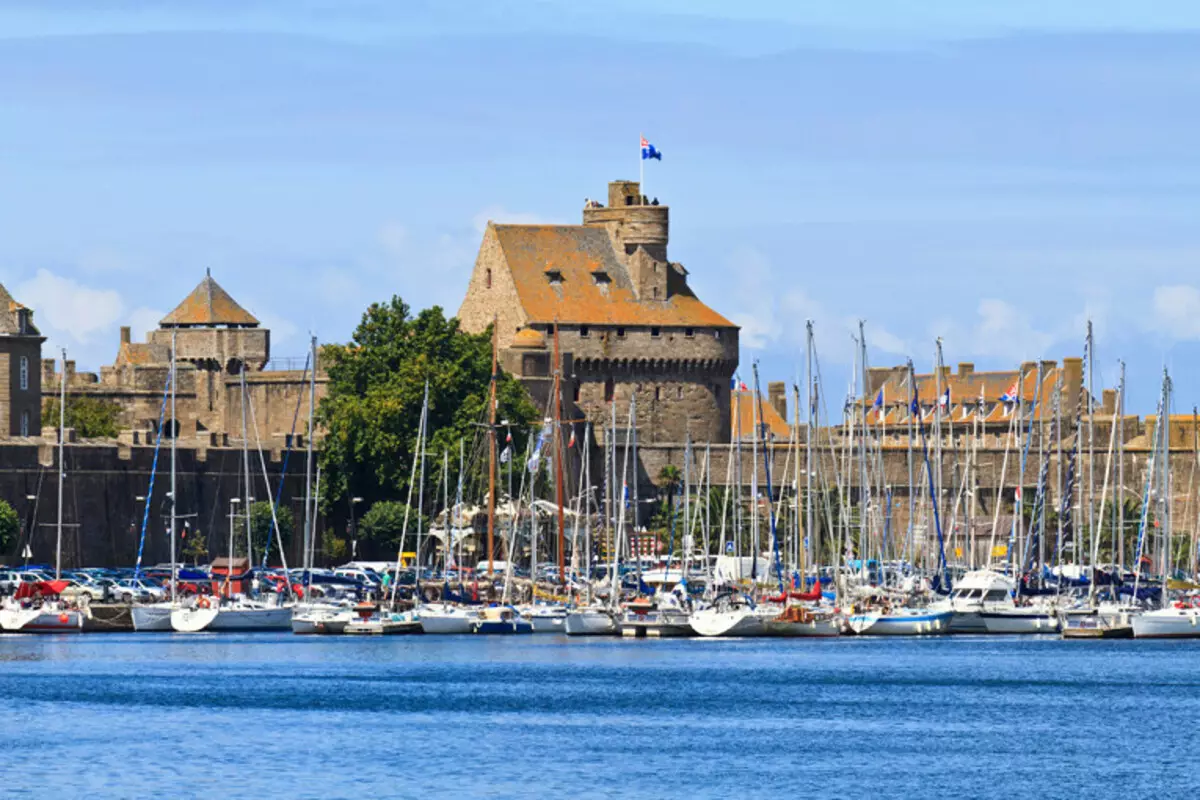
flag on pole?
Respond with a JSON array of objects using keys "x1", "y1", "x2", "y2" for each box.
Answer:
[
  {"x1": 640, "y1": 136, "x2": 662, "y2": 160},
  {"x1": 1000, "y1": 379, "x2": 1019, "y2": 403},
  {"x1": 568, "y1": 427, "x2": 576, "y2": 448},
  {"x1": 499, "y1": 446, "x2": 511, "y2": 464},
  {"x1": 939, "y1": 388, "x2": 951, "y2": 409},
  {"x1": 873, "y1": 388, "x2": 885, "y2": 422}
]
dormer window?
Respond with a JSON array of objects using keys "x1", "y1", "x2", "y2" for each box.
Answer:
[
  {"x1": 616, "y1": 327, "x2": 626, "y2": 338},
  {"x1": 685, "y1": 328, "x2": 695, "y2": 338},
  {"x1": 591, "y1": 269, "x2": 610, "y2": 285},
  {"x1": 545, "y1": 269, "x2": 563, "y2": 285},
  {"x1": 580, "y1": 325, "x2": 590, "y2": 338}
]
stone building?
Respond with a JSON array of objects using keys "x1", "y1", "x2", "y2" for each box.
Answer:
[
  {"x1": 43, "y1": 271, "x2": 325, "y2": 446},
  {"x1": 0, "y1": 283, "x2": 45, "y2": 437},
  {"x1": 457, "y1": 180, "x2": 739, "y2": 444}
]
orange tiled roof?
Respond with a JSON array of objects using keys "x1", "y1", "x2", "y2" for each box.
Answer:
[
  {"x1": 161, "y1": 272, "x2": 258, "y2": 327},
  {"x1": 731, "y1": 390, "x2": 792, "y2": 441},
  {"x1": 117, "y1": 341, "x2": 170, "y2": 367},
  {"x1": 493, "y1": 225, "x2": 734, "y2": 328}
]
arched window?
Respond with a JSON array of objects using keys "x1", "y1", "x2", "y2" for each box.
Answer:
[
  {"x1": 19, "y1": 356, "x2": 28, "y2": 391},
  {"x1": 604, "y1": 377, "x2": 614, "y2": 403}
]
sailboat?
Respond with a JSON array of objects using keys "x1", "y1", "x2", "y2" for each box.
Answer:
[
  {"x1": 0, "y1": 349, "x2": 84, "y2": 633},
  {"x1": 172, "y1": 359, "x2": 292, "y2": 633}
]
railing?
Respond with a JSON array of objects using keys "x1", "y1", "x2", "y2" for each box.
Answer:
[{"x1": 261, "y1": 357, "x2": 309, "y2": 373}]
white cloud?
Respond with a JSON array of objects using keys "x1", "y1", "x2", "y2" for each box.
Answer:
[
  {"x1": 16, "y1": 268, "x2": 124, "y2": 344},
  {"x1": 127, "y1": 307, "x2": 166, "y2": 343},
  {"x1": 1151, "y1": 284, "x2": 1200, "y2": 341},
  {"x1": 935, "y1": 297, "x2": 1055, "y2": 363}
]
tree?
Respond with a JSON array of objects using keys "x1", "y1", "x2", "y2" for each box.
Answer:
[
  {"x1": 0, "y1": 500, "x2": 17, "y2": 554},
  {"x1": 236, "y1": 501, "x2": 294, "y2": 561},
  {"x1": 318, "y1": 298, "x2": 539, "y2": 511},
  {"x1": 181, "y1": 529, "x2": 209, "y2": 565},
  {"x1": 41, "y1": 396, "x2": 121, "y2": 439},
  {"x1": 358, "y1": 501, "x2": 426, "y2": 548}
]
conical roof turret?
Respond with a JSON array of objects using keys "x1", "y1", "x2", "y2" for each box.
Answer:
[{"x1": 160, "y1": 269, "x2": 259, "y2": 328}]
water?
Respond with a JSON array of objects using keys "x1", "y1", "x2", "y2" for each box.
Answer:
[{"x1": 0, "y1": 634, "x2": 1195, "y2": 798}]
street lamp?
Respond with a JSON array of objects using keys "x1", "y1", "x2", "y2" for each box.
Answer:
[{"x1": 350, "y1": 497, "x2": 364, "y2": 560}]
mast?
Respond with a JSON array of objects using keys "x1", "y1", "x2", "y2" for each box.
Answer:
[
  {"x1": 1117, "y1": 360, "x2": 1126, "y2": 574},
  {"x1": 170, "y1": 328, "x2": 178, "y2": 600},
  {"x1": 1161, "y1": 370, "x2": 1172, "y2": 605},
  {"x1": 1085, "y1": 321, "x2": 1095, "y2": 579},
  {"x1": 553, "y1": 321, "x2": 566, "y2": 585},
  {"x1": 488, "y1": 318, "x2": 497, "y2": 578},
  {"x1": 303, "y1": 335, "x2": 316, "y2": 580},
  {"x1": 240, "y1": 364, "x2": 252, "y2": 568},
  {"x1": 56, "y1": 347, "x2": 66, "y2": 580},
  {"x1": 416, "y1": 380, "x2": 429, "y2": 595},
  {"x1": 805, "y1": 322, "x2": 814, "y2": 584}
]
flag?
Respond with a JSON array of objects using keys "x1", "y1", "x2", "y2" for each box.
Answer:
[
  {"x1": 1000, "y1": 379, "x2": 1019, "y2": 403},
  {"x1": 873, "y1": 389, "x2": 884, "y2": 409},
  {"x1": 505, "y1": 430, "x2": 513, "y2": 444},
  {"x1": 910, "y1": 395, "x2": 919, "y2": 415},
  {"x1": 526, "y1": 421, "x2": 551, "y2": 473},
  {"x1": 499, "y1": 446, "x2": 511, "y2": 464},
  {"x1": 568, "y1": 428, "x2": 576, "y2": 448},
  {"x1": 640, "y1": 136, "x2": 662, "y2": 160},
  {"x1": 938, "y1": 388, "x2": 951, "y2": 409}
]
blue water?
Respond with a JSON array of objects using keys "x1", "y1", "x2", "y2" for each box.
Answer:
[{"x1": 0, "y1": 634, "x2": 1196, "y2": 798}]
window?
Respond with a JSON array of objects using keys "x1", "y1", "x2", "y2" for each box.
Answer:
[
  {"x1": 20, "y1": 411, "x2": 28, "y2": 437},
  {"x1": 652, "y1": 287, "x2": 658, "y2": 299},
  {"x1": 677, "y1": 386, "x2": 684, "y2": 400},
  {"x1": 485, "y1": 268, "x2": 492, "y2": 289},
  {"x1": 685, "y1": 328, "x2": 695, "y2": 338},
  {"x1": 572, "y1": 383, "x2": 580, "y2": 403},
  {"x1": 654, "y1": 387, "x2": 661, "y2": 401},
  {"x1": 616, "y1": 327, "x2": 626, "y2": 338},
  {"x1": 545, "y1": 269, "x2": 563, "y2": 285},
  {"x1": 714, "y1": 330, "x2": 722, "y2": 340},
  {"x1": 604, "y1": 378, "x2": 614, "y2": 402},
  {"x1": 650, "y1": 327, "x2": 661, "y2": 338},
  {"x1": 580, "y1": 325, "x2": 590, "y2": 338},
  {"x1": 19, "y1": 356, "x2": 28, "y2": 391}
]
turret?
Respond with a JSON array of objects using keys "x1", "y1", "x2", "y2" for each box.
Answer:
[{"x1": 583, "y1": 180, "x2": 670, "y2": 301}]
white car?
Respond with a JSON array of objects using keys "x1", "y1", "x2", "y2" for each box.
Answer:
[{"x1": 111, "y1": 579, "x2": 167, "y2": 603}]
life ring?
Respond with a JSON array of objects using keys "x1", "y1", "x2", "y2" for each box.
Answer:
[{"x1": 197, "y1": 596, "x2": 211, "y2": 609}]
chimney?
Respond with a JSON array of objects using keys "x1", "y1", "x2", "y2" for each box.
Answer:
[
  {"x1": 1101, "y1": 388, "x2": 1116, "y2": 415},
  {"x1": 120, "y1": 326, "x2": 131, "y2": 345},
  {"x1": 768, "y1": 381, "x2": 787, "y2": 421},
  {"x1": 958, "y1": 362, "x2": 974, "y2": 376}
]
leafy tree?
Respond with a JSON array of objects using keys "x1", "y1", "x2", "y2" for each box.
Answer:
[
  {"x1": 318, "y1": 298, "x2": 539, "y2": 511},
  {"x1": 0, "y1": 500, "x2": 17, "y2": 554},
  {"x1": 358, "y1": 501, "x2": 426, "y2": 547},
  {"x1": 42, "y1": 396, "x2": 122, "y2": 439},
  {"x1": 322, "y1": 530, "x2": 348, "y2": 563},
  {"x1": 181, "y1": 529, "x2": 209, "y2": 565},
  {"x1": 234, "y1": 501, "x2": 294, "y2": 561}
]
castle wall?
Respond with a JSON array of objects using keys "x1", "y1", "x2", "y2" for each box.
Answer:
[{"x1": 456, "y1": 225, "x2": 529, "y2": 347}]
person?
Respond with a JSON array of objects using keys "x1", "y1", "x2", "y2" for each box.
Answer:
[{"x1": 381, "y1": 570, "x2": 392, "y2": 596}]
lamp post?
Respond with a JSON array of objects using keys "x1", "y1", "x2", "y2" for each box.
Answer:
[{"x1": 350, "y1": 497, "x2": 364, "y2": 560}]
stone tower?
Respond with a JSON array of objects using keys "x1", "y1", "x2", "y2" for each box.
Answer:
[
  {"x1": 457, "y1": 180, "x2": 738, "y2": 444},
  {"x1": 0, "y1": 283, "x2": 45, "y2": 438}
]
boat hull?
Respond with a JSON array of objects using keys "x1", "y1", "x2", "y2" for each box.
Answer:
[
  {"x1": 620, "y1": 610, "x2": 694, "y2": 637},
  {"x1": 131, "y1": 603, "x2": 174, "y2": 632},
  {"x1": 526, "y1": 611, "x2": 567, "y2": 634},
  {"x1": 763, "y1": 616, "x2": 841, "y2": 637},
  {"x1": 688, "y1": 607, "x2": 770, "y2": 638},
  {"x1": 419, "y1": 609, "x2": 478, "y2": 635},
  {"x1": 1133, "y1": 608, "x2": 1200, "y2": 638},
  {"x1": 979, "y1": 611, "x2": 1061, "y2": 635},
  {"x1": 848, "y1": 610, "x2": 953, "y2": 636},
  {"x1": 0, "y1": 607, "x2": 84, "y2": 633},
  {"x1": 564, "y1": 609, "x2": 619, "y2": 636},
  {"x1": 291, "y1": 608, "x2": 353, "y2": 635},
  {"x1": 472, "y1": 619, "x2": 533, "y2": 634}
]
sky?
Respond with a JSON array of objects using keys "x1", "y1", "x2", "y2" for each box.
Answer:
[{"x1": 3, "y1": 1, "x2": 1200, "y2": 413}]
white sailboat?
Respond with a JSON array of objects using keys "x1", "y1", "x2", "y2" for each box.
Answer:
[{"x1": 0, "y1": 349, "x2": 84, "y2": 634}]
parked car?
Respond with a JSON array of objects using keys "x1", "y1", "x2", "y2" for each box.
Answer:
[{"x1": 111, "y1": 579, "x2": 167, "y2": 603}]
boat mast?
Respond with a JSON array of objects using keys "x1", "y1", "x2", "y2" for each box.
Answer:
[
  {"x1": 488, "y1": 318, "x2": 497, "y2": 578},
  {"x1": 805, "y1": 322, "x2": 814, "y2": 586},
  {"x1": 553, "y1": 321, "x2": 566, "y2": 585},
  {"x1": 170, "y1": 328, "x2": 178, "y2": 600},
  {"x1": 1161, "y1": 369, "x2": 1172, "y2": 605},
  {"x1": 240, "y1": 363, "x2": 252, "y2": 567},
  {"x1": 56, "y1": 347, "x2": 66, "y2": 580},
  {"x1": 303, "y1": 335, "x2": 316, "y2": 582},
  {"x1": 416, "y1": 379, "x2": 429, "y2": 594},
  {"x1": 1117, "y1": 360, "x2": 1126, "y2": 574},
  {"x1": 1085, "y1": 321, "x2": 1095, "y2": 582}
]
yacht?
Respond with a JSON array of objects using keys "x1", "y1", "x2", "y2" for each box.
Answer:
[
  {"x1": 564, "y1": 606, "x2": 619, "y2": 636},
  {"x1": 930, "y1": 570, "x2": 1016, "y2": 633},
  {"x1": 418, "y1": 603, "x2": 480, "y2": 634},
  {"x1": 171, "y1": 595, "x2": 293, "y2": 632},
  {"x1": 519, "y1": 603, "x2": 568, "y2": 633},
  {"x1": 846, "y1": 606, "x2": 953, "y2": 636},
  {"x1": 688, "y1": 594, "x2": 772, "y2": 638},
  {"x1": 291, "y1": 602, "x2": 357, "y2": 635},
  {"x1": 1132, "y1": 604, "x2": 1200, "y2": 638},
  {"x1": 620, "y1": 597, "x2": 693, "y2": 638},
  {"x1": 0, "y1": 597, "x2": 84, "y2": 633}
]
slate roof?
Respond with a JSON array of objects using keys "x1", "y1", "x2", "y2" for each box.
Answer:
[
  {"x1": 0, "y1": 283, "x2": 40, "y2": 336},
  {"x1": 161, "y1": 272, "x2": 259, "y2": 327},
  {"x1": 493, "y1": 225, "x2": 734, "y2": 328}
]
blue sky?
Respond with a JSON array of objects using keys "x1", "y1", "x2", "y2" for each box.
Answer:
[{"x1": 3, "y1": 1, "x2": 1200, "y2": 412}]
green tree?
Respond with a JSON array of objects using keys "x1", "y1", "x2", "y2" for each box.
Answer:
[
  {"x1": 317, "y1": 298, "x2": 539, "y2": 510},
  {"x1": 358, "y1": 501, "x2": 427, "y2": 547},
  {"x1": 42, "y1": 396, "x2": 122, "y2": 439},
  {"x1": 235, "y1": 501, "x2": 294, "y2": 561},
  {"x1": 182, "y1": 529, "x2": 209, "y2": 565},
  {"x1": 0, "y1": 500, "x2": 17, "y2": 554}
]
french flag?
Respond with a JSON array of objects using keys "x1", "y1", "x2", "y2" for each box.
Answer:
[{"x1": 640, "y1": 136, "x2": 662, "y2": 160}]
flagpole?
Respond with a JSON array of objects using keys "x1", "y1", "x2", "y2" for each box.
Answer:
[{"x1": 639, "y1": 132, "x2": 644, "y2": 201}]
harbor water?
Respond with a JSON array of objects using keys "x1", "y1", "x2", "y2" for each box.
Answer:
[{"x1": 0, "y1": 634, "x2": 1196, "y2": 798}]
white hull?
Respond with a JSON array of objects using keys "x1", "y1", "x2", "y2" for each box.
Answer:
[
  {"x1": 345, "y1": 612, "x2": 422, "y2": 635},
  {"x1": 565, "y1": 609, "x2": 618, "y2": 636},
  {"x1": 1133, "y1": 608, "x2": 1200, "y2": 638},
  {"x1": 620, "y1": 610, "x2": 694, "y2": 637},
  {"x1": 131, "y1": 603, "x2": 175, "y2": 632},
  {"x1": 688, "y1": 606, "x2": 770, "y2": 638},
  {"x1": 763, "y1": 616, "x2": 841, "y2": 637},
  {"x1": 848, "y1": 610, "x2": 953, "y2": 636},
  {"x1": 172, "y1": 603, "x2": 292, "y2": 632},
  {"x1": 523, "y1": 606, "x2": 568, "y2": 634},
  {"x1": 947, "y1": 610, "x2": 987, "y2": 634},
  {"x1": 291, "y1": 606, "x2": 354, "y2": 635},
  {"x1": 0, "y1": 607, "x2": 84, "y2": 633},
  {"x1": 419, "y1": 606, "x2": 479, "y2": 635},
  {"x1": 980, "y1": 610, "x2": 1061, "y2": 634}
]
